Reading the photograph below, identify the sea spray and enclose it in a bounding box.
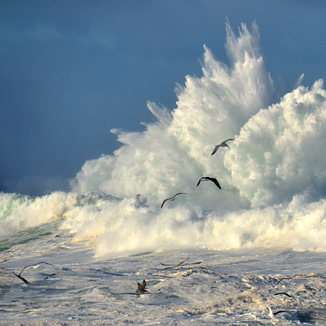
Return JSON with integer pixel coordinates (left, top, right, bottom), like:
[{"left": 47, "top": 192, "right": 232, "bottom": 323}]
[
  {"left": 225, "top": 80, "right": 326, "bottom": 207},
  {"left": 2, "top": 22, "right": 326, "bottom": 258},
  {"left": 71, "top": 22, "right": 275, "bottom": 210},
  {"left": 0, "top": 191, "right": 76, "bottom": 239},
  {"left": 60, "top": 191, "right": 326, "bottom": 257}
]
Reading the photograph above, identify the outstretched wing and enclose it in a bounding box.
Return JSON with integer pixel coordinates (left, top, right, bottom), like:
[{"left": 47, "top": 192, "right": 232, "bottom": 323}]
[
  {"left": 160, "top": 257, "right": 190, "bottom": 268},
  {"left": 13, "top": 261, "right": 57, "bottom": 284},
  {"left": 137, "top": 279, "right": 147, "bottom": 292},
  {"left": 209, "top": 177, "right": 221, "bottom": 189},
  {"left": 141, "top": 279, "right": 146, "bottom": 289},
  {"left": 174, "top": 192, "right": 187, "bottom": 197},
  {"left": 18, "top": 261, "right": 56, "bottom": 277},
  {"left": 211, "top": 145, "right": 220, "bottom": 156},
  {"left": 161, "top": 198, "right": 169, "bottom": 208},
  {"left": 197, "top": 178, "right": 203, "bottom": 187},
  {"left": 13, "top": 272, "right": 29, "bottom": 284},
  {"left": 221, "top": 138, "right": 234, "bottom": 146}
]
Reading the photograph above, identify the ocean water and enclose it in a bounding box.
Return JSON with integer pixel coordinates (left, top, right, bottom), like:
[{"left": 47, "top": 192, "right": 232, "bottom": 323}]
[{"left": 2, "top": 22, "right": 326, "bottom": 325}]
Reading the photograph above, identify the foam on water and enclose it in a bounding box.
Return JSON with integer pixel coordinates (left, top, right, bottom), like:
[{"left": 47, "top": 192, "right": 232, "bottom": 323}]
[
  {"left": 2, "top": 22, "right": 326, "bottom": 325},
  {"left": 0, "top": 192, "right": 75, "bottom": 238},
  {"left": 1, "top": 22, "right": 326, "bottom": 259}
]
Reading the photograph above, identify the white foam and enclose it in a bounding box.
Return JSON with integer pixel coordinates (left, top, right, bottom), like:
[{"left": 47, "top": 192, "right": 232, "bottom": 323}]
[
  {"left": 0, "top": 192, "right": 76, "bottom": 239},
  {"left": 225, "top": 80, "right": 326, "bottom": 207},
  {"left": 71, "top": 22, "right": 274, "bottom": 210},
  {"left": 2, "top": 22, "right": 326, "bottom": 258}
]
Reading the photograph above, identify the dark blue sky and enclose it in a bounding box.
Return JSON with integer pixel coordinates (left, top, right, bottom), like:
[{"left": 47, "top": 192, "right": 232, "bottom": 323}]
[{"left": 1, "top": 0, "right": 326, "bottom": 195}]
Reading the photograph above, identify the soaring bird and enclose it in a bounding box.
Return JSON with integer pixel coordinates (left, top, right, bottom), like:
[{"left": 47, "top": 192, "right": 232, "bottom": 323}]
[
  {"left": 211, "top": 138, "right": 234, "bottom": 155},
  {"left": 13, "top": 262, "right": 57, "bottom": 284},
  {"left": 161, "top": 192, "right": 187, "bottom": 208},
  {"left": 197, "top": 177, "right": 221, "bottom": 189}
]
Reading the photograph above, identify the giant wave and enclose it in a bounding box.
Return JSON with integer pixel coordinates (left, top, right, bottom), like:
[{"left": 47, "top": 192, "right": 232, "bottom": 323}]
[{"left": 2, "top": 22, "right": 326, "bottom": 258}]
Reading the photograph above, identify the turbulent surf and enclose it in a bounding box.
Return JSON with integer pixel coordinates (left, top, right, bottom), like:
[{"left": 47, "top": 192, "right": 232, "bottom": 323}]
[{"left": 1, "top": 22, "right": 326, "bottom": 324}]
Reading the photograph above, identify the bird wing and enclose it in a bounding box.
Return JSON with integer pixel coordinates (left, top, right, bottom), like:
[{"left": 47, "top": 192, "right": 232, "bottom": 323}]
[
  {"left": 13, "top": 261, "right": 56, "bottom": 284},
  {"left": 18, "top": 261, "right": 56, "bottom": 277},
  {"left": 222, "top": 138, "right": 234, "bottom": 145},
  {"left": 174, "top": 192, "right": 186, "bottom": 197},
  {"left": 209, "top": 177, "right": 221, "bottom": 189},
  {"left": 196, "top": 178, "right": 203, "bottom": 186},
  {"left": 211, "top": 145, "right": 220, "bottom": 155},
  {"left": 160, "top": 257, "right": 190, "bottom": 268},
  {"left": 161, "top": 199, "right": 169, "bottom": 208},
  {"left": 13, "top": 272, "right": 29, "bottom": 284},
  {"left": 138, "top": 279, "right": 146, "bottom": 291}
]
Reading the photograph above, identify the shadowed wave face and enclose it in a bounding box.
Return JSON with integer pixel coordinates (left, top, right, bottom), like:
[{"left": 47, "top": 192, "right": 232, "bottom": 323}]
[{"left": 2, "top": 22, "right": 326, "bottom": 258}]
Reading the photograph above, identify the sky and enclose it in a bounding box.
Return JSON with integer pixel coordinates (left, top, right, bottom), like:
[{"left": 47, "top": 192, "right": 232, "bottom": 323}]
[{"left": 1, "top": 0, "right": 326, "bottom": 196}]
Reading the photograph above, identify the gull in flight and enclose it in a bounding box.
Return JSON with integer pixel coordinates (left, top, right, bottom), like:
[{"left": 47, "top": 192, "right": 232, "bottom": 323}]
[
  {"left": 211, "top": 138, "right": 234, "bottom": 155},
  {"left": 13, "top": 261, "right": 57, "bottom": 284},
  {"left": 197, "top": 177, "right": 221, "bottom": 190},
  {"left": 161, "top": 192, "right": 187, "bottom": 208},
  {"left": 160, "top": 257, "right": 202, "bottom": 270}
]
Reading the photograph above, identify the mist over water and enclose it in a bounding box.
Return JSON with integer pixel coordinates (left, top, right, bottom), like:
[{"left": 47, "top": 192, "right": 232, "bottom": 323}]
[
  {"left": 2, "top": 22, "right": 326, "bottom": 258},
  {"left": 72, "top": 23, "right": 274, "bottom": 208}
]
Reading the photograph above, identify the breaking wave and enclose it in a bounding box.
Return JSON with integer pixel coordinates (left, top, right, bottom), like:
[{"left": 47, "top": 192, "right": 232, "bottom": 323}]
[{"left": 2, "top": 22, "right": 326, "bottom": 258}]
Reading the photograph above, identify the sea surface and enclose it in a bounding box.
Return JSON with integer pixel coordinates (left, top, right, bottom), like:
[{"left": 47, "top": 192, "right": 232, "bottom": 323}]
[{"left": 2, "top": 22, "right": 326, "bottom": 325}]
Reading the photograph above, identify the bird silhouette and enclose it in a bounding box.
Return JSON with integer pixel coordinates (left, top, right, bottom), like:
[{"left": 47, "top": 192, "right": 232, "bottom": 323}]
[
  {"left": 137, "top": 280, "right": 148, "bottom": 293},
  {"left": 13, "top": 261, "right": 57, "bottom": 284},
  {"left": 211, "top": 138, "right": 234, "bottom": 155},
  {"left": 197, "top": 177, "right": 221, "bottom": 189},
  {"left": 161, "top": 192, "right": 187, "bottom": 208}
]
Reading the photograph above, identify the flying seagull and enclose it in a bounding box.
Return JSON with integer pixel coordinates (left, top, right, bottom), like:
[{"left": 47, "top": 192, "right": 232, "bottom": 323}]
[
  {"left": 160, "top": 257, "right": 202, "bottom": 270},
  {"left": 211, "top": 138, "right": 234, "bottom": 155},
  {"left": 161, "top": 192, "right": 187, "bottom": 208},
  {"left": 13, "top": 261, "right": 57, "bottom": 284},
  {"left": 197, "top": 177, "right": 221, "bottom": 190}
]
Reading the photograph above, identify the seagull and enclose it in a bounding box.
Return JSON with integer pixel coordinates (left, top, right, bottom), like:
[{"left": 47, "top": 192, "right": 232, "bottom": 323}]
[
  {"left": 211, "top": 138, "right": 234, "bottom": 155},
  {"left": 13, "top": 261, "right": 57, "bottom": 284},
  {"left": 197, "top": 177, "right": 221, "bottom": 190},
  {"left": 161, "top": 192, "right": 187, "bottom": 208},
  {"left": 274, "top": 292, "right": 294, "bottom": 298},
  {"left": 137, "top": 279, "right": 148, "bottom": 293},
  {"left": 160, "top": 257, "right": 202, "bottom": 270}
]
